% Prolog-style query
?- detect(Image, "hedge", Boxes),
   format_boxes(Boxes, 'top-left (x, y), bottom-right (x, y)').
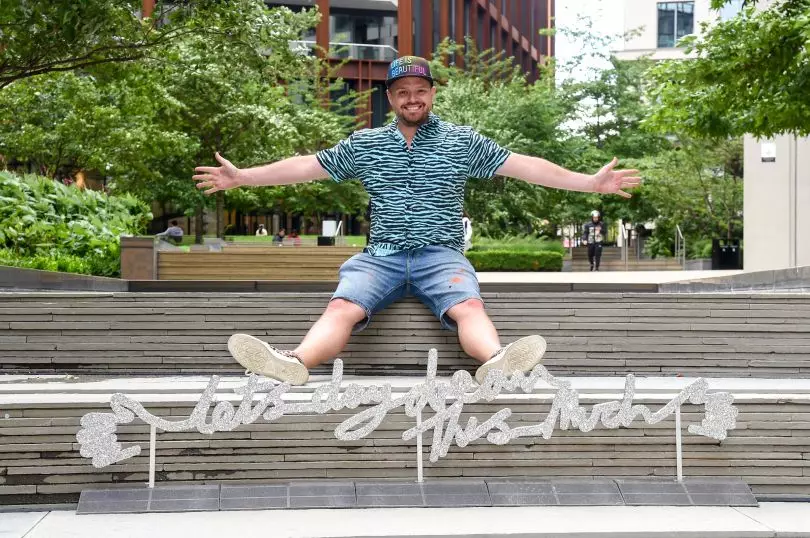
top-left (465, 249), bottom-right (563, 272)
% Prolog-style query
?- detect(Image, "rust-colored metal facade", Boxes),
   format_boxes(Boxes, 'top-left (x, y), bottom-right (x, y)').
top-left (141, 0), bottom-right (555, 127)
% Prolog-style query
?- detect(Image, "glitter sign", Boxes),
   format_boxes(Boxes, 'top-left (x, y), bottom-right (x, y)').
top-left (77, 350), bottom-right (737, 468)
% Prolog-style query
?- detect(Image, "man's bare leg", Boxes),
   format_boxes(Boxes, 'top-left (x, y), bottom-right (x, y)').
top-left (293, 299), bottom-right (366, 369)
top-left (446, 299), bottom-right (501, 363)
top-left (447, 298), bottom-right (546, 383)
top-left (228, 298), bottom-right (365, 384)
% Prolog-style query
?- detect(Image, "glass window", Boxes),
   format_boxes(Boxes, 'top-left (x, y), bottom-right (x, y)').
top-left (328, 11), bottom-right (398, 61)
top-left (464, 0), bottom-right (470, 39)
top-left (450, 0), bottom-right (456, 41)
top-left (434, 0), bottom-right (441, 51)
top-left (370, 82), bottom-right (389, 128)
top-left (477, 7), bottom-right (484, 45)
top-left (657, 2), bottom-right (694, 48)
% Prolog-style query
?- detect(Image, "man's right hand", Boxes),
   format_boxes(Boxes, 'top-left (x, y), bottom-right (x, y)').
top-left (193, 152), bottom-right (242, 195)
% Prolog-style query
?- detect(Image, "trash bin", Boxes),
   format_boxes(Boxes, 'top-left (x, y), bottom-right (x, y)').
top-left (711, 239), bottom-right (743, 270)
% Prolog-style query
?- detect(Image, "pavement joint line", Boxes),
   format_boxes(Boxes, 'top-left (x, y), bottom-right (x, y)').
top-left (732, 505), bottom-right (777, 536)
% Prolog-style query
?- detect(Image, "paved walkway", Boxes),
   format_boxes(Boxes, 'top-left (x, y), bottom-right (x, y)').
top-left (477, 269), bottom-right (743, 284)
top-left (3, 503), bottom-right (810, 537)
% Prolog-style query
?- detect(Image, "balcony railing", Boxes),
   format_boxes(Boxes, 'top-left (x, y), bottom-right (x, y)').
top-left (289, 40), bottom-right (398, 62)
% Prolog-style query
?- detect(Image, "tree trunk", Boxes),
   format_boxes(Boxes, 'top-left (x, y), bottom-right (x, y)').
top-left (195, 202), bottom-right (204, 245)
top-left (216, 191), bottom-right (224, 238)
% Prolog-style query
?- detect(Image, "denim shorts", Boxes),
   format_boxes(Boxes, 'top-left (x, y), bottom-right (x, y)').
top-left (332, 245), bottom-right (481, 332)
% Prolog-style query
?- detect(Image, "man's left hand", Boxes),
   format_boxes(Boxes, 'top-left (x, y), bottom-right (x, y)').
top-left (591, 158), bottom-right (642, 198)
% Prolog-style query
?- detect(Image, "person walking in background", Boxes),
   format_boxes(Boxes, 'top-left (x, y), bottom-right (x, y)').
top-left (193, 55), bottom-right (640, 385)
top-left (583, 210), bottom-right (605, 271)
top-left (272, 228), bottom-right (286, 243)
top-left (255, 224), bottom-right (268, 237)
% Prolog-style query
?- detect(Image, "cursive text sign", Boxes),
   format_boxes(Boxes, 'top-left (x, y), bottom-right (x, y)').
top-left (77, 350), bottom-right (738, 468)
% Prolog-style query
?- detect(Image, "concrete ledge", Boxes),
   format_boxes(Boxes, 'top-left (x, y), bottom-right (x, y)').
top-left (0, 374), bottom-right (808, 503)
top-left (661, 266), bottom-right (810, 293)
top-left (0, 266), bottom-right (127, 292)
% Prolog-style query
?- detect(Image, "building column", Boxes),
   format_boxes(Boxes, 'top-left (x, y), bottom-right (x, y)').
top-left (744, 135), bottom-right (810, 271)
top-left (316, 0), bottom-right (330, 57)
top-left (142, 0), bottom-right (155, 18)
top-left (422, 0), bottom-right (434, 58)
top-left (398, 0), bottom-right (414, 56)
top-left (454, 0), bottom-right (465, 66)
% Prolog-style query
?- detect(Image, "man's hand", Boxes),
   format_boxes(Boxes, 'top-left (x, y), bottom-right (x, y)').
top-left (193, 152), bottom-right (242, 195)
top-left (591, 158), bottom-right (641, 198)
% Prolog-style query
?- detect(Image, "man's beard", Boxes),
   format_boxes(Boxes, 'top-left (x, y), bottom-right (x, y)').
top-left (397, 106), bottom-right (430, 127)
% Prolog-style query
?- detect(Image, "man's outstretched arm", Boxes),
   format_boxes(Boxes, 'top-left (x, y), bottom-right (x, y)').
top-left (496, 154), bottom-right (641, 198)
top-left (193, 153), bottom-right (329, 195)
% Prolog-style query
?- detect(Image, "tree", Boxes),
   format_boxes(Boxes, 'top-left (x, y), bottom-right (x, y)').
top-left (646, 0), bottom-right (810, 138)
top-left (635, 139), bottom-right (743, 257)
top-left (428, 41), bottom-right (579, 237)
top-left (1, 1), bottom-right (199, 89)
top-left (0, 2), bottom-right (370, 242)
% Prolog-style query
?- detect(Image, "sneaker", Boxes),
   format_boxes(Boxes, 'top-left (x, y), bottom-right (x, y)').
top-left (475, 334), bottom-right (547, 384)
top-left (227, 334), bottom-right (309, 385)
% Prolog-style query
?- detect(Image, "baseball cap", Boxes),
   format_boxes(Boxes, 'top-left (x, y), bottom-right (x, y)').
top-left (386, 56), bottom-right (433, 88)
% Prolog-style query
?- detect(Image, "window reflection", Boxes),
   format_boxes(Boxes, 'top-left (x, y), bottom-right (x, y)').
top-left (657, 1), bottom-right (695, 48)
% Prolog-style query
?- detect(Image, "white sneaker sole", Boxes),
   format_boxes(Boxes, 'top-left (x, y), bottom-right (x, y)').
top-left (475, 334), bottom-right (547, 384)
top-left (227, 334), bottom-right (309, 385)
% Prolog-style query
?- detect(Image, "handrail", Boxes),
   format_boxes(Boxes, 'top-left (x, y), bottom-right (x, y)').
top-left (675, 225), bottom-right (686, 269)
top-left (620, 225), bottom-right (629, 272)
top-left (289, 40), bottom-right (399, 61)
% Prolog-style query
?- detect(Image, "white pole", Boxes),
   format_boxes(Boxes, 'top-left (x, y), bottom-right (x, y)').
top-left (149, 425), bottom-right (157, 488)
top-left (675, 405), bottom-right (683, 482)
top-left (416, 409), bottom-right (423, 483)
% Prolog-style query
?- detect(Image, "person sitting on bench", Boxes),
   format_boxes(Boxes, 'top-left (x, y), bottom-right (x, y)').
top-left (156, 220), bottom-right (184, 245)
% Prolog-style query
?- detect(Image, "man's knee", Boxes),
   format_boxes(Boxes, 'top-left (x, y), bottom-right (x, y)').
top-left (446, 298), bottom-right (486, 321)
top-left (326, 298), bottom-right (367, 323)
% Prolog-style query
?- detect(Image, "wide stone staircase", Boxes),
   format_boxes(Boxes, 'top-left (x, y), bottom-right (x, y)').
top-left (570, 246), bottom-right (684, 272)
top-left (0, 289), bottom-right (809, 504)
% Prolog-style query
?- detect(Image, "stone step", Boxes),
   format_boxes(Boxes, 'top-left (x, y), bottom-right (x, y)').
top-left (1, 291), bottom-right (809, 378)
top-left (0, 374), bottom-right (807, 504)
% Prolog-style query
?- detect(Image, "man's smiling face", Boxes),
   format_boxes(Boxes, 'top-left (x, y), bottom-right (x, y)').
top-left (387, 77), bottom-right (436, 127)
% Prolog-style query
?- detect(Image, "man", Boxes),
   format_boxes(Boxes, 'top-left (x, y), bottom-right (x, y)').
top-left (583, 210), bottom-right (605, 271)
top-left (193, 56), bottom-right (640, 386)
top-left (156, 220), bottom-right (184, 245)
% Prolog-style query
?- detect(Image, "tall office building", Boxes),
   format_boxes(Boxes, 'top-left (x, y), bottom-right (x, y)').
top-left (142, 0), bottom-right (555, 127)
top-left (615, 0), bottom-right (743, 60)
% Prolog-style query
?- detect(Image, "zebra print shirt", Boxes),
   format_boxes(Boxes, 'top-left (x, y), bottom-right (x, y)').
top-left (316, 113), bottom-right (510, 256)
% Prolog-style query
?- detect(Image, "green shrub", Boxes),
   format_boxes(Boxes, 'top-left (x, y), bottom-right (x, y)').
top-left (0, 172), bottom-right (151, 277)
top-left (688, 238), bottom-right (714, 260)
top-left (471, 234), bottom-right (565, 255)
top-left (466, 250), bottom-right (563, 272)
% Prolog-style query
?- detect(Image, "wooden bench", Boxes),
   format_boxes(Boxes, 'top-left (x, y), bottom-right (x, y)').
top-left (157, 247), bottom-right (362, 280)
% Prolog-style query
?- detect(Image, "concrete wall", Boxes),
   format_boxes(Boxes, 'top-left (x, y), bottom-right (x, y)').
top-left (617, 0), bottom-right (713, 60)
top-left (744, 135), bottom-right (810, 271)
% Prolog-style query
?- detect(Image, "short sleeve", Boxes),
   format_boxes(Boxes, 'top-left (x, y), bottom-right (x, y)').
top-left (466, 130), bottom-right (511, 179)
top-left (315, 136), bottom-right (357, 183)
